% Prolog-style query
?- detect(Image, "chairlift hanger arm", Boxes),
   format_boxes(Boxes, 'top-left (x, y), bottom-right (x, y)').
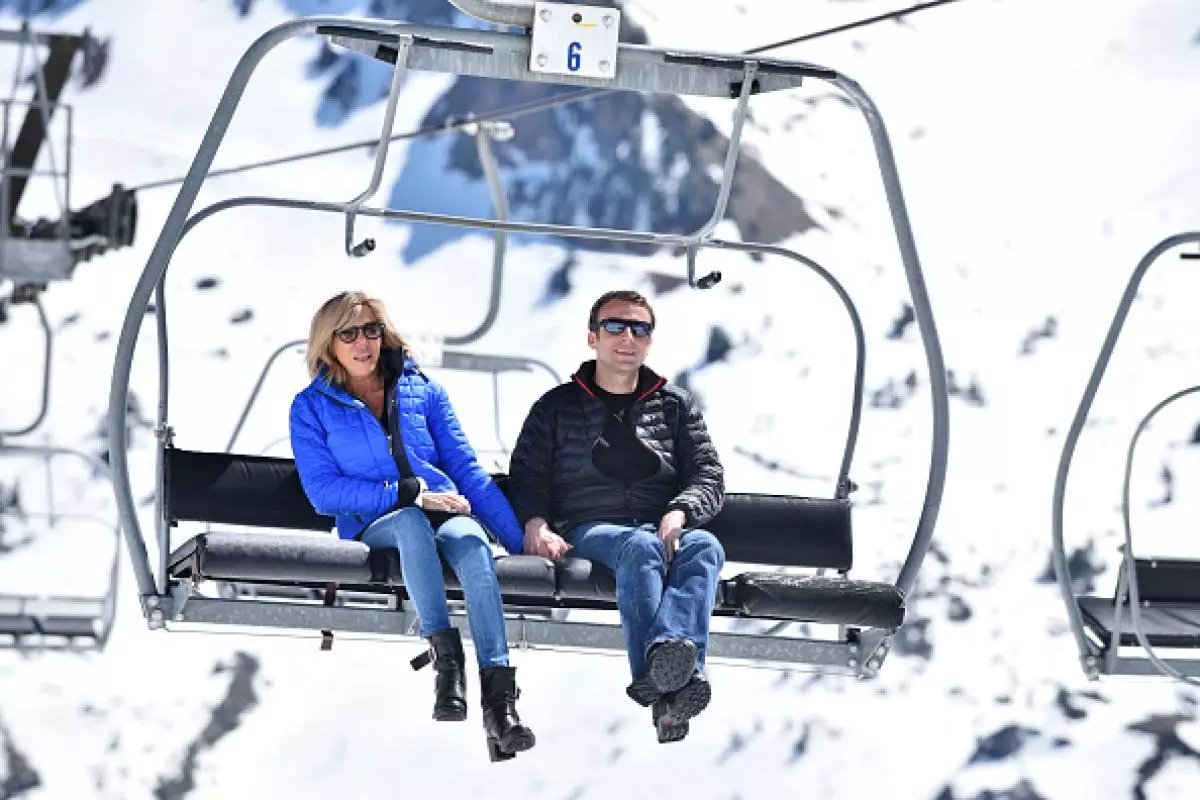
top-left (1050, 231), bottom-right (1200, 676)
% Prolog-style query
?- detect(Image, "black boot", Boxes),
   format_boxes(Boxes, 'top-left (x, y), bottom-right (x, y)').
top-left (480, 666), bottom-right (536, 762)
top-left (426, 628), bottom-right (468, 721)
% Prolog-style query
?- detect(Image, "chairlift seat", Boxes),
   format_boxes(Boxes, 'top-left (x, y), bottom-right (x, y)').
top-left (1077, 557), bottom-right (1200, 649)
top-left (0, 600), bottom-right (103, 640)
top-left (163, 448), bottom-right (906, 632)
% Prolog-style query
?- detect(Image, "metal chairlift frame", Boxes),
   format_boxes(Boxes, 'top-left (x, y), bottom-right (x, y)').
top-left (0, 441), bottom-right (121, 651)
top-left (105, 8), bottom-right (950, 675)
top-left (0, 285), bottom-right (121, 651)
top-left (1051, 231), bottom-right (1200, 681)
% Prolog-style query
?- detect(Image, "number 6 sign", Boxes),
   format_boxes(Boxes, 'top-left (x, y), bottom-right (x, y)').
top-left (529, 2), bottom-right (621, 80)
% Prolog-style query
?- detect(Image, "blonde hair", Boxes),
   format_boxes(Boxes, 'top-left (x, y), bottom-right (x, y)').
top-left (305, 291), bottom-right (411, 384)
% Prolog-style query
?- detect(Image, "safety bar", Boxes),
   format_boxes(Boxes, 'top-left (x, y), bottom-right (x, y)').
top-left (1051, 231), bottom-right (1200, 677)
top-left (106, 16), bottom-right (947, 652)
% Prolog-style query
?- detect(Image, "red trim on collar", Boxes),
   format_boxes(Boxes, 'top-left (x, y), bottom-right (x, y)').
top-left (572, 373), bottom-right (597, 398)
top-left (637, 377), bottom-right (665, 402)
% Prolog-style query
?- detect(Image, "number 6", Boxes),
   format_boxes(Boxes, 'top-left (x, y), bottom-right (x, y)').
top-left (567, 41), bottom-right (581, 72)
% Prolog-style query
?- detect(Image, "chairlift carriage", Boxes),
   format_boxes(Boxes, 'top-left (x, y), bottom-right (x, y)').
top-left (0, 290), bottom-right (120, 651)
top-left (106, 1), bottom-right (951, 678)
top-left (0, 24), bottom-right (131, 651)
top-left (1052, 231), bottom-right (1200, 683)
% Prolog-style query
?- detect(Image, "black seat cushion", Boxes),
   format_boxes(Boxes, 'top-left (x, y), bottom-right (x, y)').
top-left (556, 556), bottom-right (618, 600)
top-left (728, 574), bottom-right (905, 630)
top-left (168, 531), bottom-right (558, 599)
top-left (170, 531), bottom-right (902, 630)
top-left (0, 613), bottom-right (99, 638)
top-left (166, 448), bottom-right (333, 532)
top-left (1129, 558), bottom-right (1200, 605)
top-left (166, 448), bottom-right (854, 571)
top-left (707, 493), bottom-right (851, 569)
top-left (1078, 596), bottom-right (1200, 649)
top-left (0, 615), bottom-right (37, 636)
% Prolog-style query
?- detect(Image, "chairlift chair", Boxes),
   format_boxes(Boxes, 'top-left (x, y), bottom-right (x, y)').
top-left (1052, 231), bottom-right (1200, 683)
top-left (106, 2), bottom-right (951, 678)
top-left (0, 24), bottom-right (133, 653)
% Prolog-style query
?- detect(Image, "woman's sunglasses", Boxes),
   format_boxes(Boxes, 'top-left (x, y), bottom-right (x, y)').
top-left (334, 321), bottom-right (385, 344)
top-left (592, 318), bottom-right (654, 338)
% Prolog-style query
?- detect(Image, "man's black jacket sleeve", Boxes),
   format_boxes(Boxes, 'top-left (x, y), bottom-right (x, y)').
top-left (666, 391), bottom-right (725, 527)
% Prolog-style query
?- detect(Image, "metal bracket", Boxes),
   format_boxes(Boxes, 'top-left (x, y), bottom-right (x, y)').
top-left (344, 35), bottom-right (413, 258)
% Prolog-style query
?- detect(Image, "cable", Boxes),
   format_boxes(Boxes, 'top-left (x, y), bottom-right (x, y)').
top-left (129, 0), bottom-right (968, 192)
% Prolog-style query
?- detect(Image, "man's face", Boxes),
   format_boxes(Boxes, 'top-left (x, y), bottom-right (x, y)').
top-left (588, 299), bottom-right (654, 374)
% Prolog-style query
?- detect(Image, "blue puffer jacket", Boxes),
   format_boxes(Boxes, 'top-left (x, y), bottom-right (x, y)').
top-left (288, 350), bottom-right (525, 554)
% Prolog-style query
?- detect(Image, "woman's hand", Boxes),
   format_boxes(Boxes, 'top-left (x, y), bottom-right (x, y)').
top-left (421, 492), bottom-right (471, 514)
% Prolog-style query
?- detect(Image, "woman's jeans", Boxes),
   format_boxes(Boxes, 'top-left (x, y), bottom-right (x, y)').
top-left (360, 507), bottom-right (509, 669)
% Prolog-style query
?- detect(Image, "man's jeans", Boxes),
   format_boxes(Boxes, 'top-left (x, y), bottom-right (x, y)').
top-left (360, 507), bottom-right (509, 669)
top-left (566, 521), bottom-right (725, 678)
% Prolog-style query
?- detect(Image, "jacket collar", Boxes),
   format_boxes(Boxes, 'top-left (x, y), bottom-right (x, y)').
top-left (571, 359), bottom-right (665, 403)
top-left (311, 347), bottom-right (416, 405)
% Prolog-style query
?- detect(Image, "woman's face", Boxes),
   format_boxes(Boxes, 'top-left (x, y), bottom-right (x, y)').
top-left (331, 304), bottom-right (384, 383)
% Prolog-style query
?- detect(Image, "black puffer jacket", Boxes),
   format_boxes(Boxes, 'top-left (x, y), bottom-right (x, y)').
top-left (507, 360), bottom-right (725, 535)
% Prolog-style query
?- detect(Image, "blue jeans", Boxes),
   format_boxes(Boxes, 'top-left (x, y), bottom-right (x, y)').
top-left (360, 507), bottom-right (509, 669)
top-left (566, 521), bottom-right (725, 678)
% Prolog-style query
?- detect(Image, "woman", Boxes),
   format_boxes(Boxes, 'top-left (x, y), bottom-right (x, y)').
top-left (289, 290), bottom-right (535, 762)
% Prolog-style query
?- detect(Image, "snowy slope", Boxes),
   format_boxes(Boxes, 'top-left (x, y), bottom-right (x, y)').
top-left (1, 0), bottom-right (1200, 798)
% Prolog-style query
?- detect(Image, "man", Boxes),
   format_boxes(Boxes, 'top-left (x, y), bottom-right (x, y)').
top-left (507, 289), bottom-right (726, 743)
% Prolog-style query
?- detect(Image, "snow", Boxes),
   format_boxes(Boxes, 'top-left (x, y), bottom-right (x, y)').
top-left (1, 0), bottom-right (1200, 797)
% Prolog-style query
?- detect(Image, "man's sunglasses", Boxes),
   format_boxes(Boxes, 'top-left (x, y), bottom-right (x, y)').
top-left (592, 318), bottom-right (654, 338)
top-left (334, 321), bottom-right (385, 344)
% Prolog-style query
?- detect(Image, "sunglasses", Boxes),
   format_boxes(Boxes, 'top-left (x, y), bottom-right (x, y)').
top-left (334, 321), bottom-right (385, 344)
top-left (592, 317), bottom-right (654, 338)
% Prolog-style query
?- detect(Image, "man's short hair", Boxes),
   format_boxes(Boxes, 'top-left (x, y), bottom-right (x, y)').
top-left (588, 290), bottom-right (656, 330)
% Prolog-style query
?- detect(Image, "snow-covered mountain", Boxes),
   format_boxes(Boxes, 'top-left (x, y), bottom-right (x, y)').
top-left (2, 0), bottom-right (1200, 798)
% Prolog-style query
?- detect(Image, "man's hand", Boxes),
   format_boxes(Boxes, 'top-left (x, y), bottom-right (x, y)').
top-left (658, 509), bottom-right (687, 563)
top-left (523, 517), bottom-right (572, 560)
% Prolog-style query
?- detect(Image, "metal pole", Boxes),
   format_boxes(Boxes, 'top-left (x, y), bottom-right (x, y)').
top-left (154, 275), bottom-right (170, 594)
top-left (686, 63), bottom-right (757, 244)
top-left (446, 122), bottom-right (512, 347)
top-left (834, 75), bottom-right (949, 601)
top-left (1051, 232), bottom-right (1200, 669)
top-left (108, 17), bottom-right (327, 604)
top-left (344, 37), bottom-right (412, 258)
top-left (226, 339), bottom-right (306, 453)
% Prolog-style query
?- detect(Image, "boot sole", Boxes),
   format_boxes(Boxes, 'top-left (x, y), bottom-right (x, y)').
top-left (656, 719), bottom-right (689, 744)
top-left (647, 640), bottom-right (698, 694)
top-left (667, 677), bottom-right (711, 722)
top-left (486, 728), bottom-right (536, 762)
top-left (433, 706), bottom-right (467, 722)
